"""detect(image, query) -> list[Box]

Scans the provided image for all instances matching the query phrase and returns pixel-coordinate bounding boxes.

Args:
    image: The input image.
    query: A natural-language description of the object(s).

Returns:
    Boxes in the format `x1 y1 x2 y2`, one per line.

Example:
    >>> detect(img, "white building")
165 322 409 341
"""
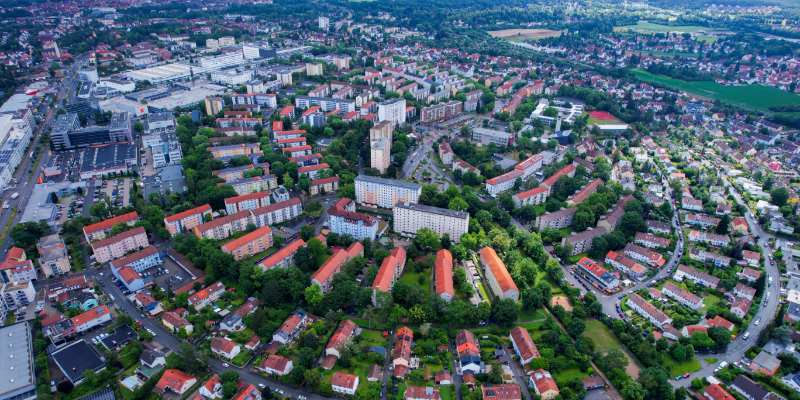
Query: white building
378 98 406 126
354 175 421 209
1 280 35 309
327 198 379 241
332 372 359 396
370 138 391 174
211 70 253 85
393 202 469 243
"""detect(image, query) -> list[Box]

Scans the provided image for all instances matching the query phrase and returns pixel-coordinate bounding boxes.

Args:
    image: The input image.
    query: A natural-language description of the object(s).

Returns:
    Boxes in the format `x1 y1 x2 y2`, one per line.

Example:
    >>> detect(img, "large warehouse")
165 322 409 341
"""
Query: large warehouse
78 143 138 179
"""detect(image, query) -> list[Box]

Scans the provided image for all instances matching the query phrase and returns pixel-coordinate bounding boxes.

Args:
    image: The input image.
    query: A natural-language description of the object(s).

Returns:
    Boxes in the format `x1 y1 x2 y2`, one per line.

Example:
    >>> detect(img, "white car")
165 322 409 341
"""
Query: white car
258 384 265 388
222 363 229 367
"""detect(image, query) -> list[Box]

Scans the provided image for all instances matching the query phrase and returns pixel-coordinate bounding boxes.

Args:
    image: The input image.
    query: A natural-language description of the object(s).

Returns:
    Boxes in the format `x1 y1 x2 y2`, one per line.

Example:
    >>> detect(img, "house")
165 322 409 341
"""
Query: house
734 283 757 301
220 298 262 332
731 297 752 318
704 384 734 400
742 251 761 267
750 351 780 376
162 312 193 334
273 309 308 344
435 370 452 385
530 370 559 400
199 375 223 399
682 325 707 337
134 293 158 312
257 355 293 376
457 329 483 374
733 217 749 234
738 267 761 283
367 365 382 382
393 326 414 369
582 377 605 390
705 316 734 331
662 324 681 341
156 369 197 395
332 372 359 395
141 349 167 370
509 326 540 364
188 282 225 309
231 384 261 400
324 319 356 368
406 386 440 400
661 282 703 310
210 337 241 360
731 375 770 400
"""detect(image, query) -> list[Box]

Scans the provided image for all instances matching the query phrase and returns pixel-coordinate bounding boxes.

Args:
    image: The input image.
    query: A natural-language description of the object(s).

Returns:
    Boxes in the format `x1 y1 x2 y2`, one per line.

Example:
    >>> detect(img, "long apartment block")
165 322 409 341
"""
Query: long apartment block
164 205 212 235
393 202 469 243
221 226 273 260
91 226 149 264
224 190 272 214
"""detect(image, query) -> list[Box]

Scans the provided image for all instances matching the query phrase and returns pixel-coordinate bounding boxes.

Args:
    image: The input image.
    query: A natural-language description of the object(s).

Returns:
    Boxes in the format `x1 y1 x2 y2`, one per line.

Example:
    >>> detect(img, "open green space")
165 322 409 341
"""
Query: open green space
618 22 711 33
360 328 389 342
477 283 490 302
583 318 623 351
402 267 431 291
517 305 546 322
634 50 699 58
668 355 701 376
440 386 452 400
702 294 721 311
696 36 719 43
631 69 800 114
704 358 719 364
553 368 591 382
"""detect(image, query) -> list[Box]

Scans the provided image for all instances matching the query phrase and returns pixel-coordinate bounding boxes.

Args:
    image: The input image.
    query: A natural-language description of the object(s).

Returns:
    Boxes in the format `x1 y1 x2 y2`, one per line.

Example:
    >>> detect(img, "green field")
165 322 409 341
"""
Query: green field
618 22 711 33
517 305 546 322
704 358 719 364
702 294 721 311
402 268 431 291
583 319 623 351
635 50 699 58
669 355 702 376
631 70 800 113
696 36 719 43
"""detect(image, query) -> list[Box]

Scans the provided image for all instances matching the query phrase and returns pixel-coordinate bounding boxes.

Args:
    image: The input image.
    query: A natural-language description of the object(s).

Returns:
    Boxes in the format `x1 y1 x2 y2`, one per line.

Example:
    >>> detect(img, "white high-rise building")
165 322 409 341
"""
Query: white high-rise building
370 138 391 174
319 17 330 30
393 203 469 243
354 175 420 209
378 98 406 126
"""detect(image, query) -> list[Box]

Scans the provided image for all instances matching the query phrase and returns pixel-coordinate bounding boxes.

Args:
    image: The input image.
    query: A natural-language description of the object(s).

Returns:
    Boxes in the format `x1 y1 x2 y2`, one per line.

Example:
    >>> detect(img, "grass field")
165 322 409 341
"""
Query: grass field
440 386 452 400
617 22 711 33
583 319 623 351
517 305 546 322
402 268 431 292
702 294 721 311
631 69 800 113
669 355 702 376
553 368 591 382
696 36 719 43
635 50 699 58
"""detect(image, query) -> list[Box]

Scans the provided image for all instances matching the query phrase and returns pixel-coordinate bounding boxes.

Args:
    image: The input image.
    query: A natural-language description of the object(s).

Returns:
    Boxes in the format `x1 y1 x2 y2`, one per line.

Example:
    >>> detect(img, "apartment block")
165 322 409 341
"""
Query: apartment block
306 63 323 76
623 243 666 267
485 170 523 197
83 211 140 242
310 177 339 196
205 97 224 115
371 138 391 174
370 121 393 143
355 175 421 209
596 195 634 232
223 175 278 195
193 210 255 240
311 249 350 294
540 164 576 195
221 226 273 260
512 187 548 208
565 178 603 206
207 143 261 158
562 227 607 256
164 205 212 235
91 227 150 264
2 280 35 309
250 198 303 227
371 248 407 306
224 190 272 214
434 249 454 302
472 127 513 147
37 234 70 276
257 239 307 271
534 207 576 231
673 264 720 289
420 100 462 123
393 202 469 243
605 250 647 281
662 282 704 310
627 293 672 327
377 98 406 126
576 257 619 291
327 198 379 241
479 247 518 301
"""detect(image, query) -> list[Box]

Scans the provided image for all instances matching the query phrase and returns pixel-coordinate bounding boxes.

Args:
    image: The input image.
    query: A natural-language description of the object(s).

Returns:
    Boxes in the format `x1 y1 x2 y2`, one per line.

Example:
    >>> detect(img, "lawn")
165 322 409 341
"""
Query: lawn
704 358 719 364
517 321 550 340
440 386 452 400
617 21 711 33
634 50 699 58
317 253 332 268
477 283 491 303
696 36 719 43
231 350 251 367
402 267 431 292
583 318 623 351
702 294 721 311
553 368 591 382
360 329 389 342
631 69 800 114
668 355 701 376
517 305 546 322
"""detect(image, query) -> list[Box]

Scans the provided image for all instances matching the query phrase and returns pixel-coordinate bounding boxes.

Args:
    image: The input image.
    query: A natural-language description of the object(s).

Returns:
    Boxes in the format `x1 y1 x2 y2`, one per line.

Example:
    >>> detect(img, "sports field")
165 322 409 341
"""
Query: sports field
585 111 621 125
632 69 800 113
487 29 563 40
616 21 710 33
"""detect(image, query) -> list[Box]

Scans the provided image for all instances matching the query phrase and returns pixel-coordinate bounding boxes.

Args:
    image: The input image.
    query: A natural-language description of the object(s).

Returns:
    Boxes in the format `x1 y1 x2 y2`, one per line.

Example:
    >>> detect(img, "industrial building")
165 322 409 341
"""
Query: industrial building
51 112 132 150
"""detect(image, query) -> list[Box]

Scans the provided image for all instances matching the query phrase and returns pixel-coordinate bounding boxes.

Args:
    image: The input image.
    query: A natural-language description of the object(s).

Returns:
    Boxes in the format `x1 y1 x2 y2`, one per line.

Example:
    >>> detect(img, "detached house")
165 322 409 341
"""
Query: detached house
188 282 225 309
210 337 241 360
257 355 293 376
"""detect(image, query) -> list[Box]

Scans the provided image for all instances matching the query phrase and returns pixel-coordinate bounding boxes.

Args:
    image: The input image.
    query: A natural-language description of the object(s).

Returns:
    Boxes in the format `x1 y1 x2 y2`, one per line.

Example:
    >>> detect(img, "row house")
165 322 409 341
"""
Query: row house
634 232 670 249
689 248 732 267
688 231 731 247
673 265 720 289
734 283 757 301
686 214 721 228
605 251 647 281
623 243 665 267
627 294 671 327
90 227 149 264
164 205 212 236
661 282 704 310
646 220 671 235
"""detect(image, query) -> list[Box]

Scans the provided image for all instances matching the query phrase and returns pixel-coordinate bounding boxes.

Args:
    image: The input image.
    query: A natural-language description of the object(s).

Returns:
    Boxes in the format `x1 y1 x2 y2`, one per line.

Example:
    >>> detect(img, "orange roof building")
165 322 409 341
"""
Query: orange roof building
221 225 273 260
480 247 518 301
509 326 540 364
311 249 350 294
156 369 197 395
435 249 454 302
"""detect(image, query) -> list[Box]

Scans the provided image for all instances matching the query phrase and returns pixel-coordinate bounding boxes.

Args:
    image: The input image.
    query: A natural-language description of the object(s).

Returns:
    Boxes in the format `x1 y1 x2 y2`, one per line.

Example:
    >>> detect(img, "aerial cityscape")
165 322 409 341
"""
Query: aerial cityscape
1 1 800 400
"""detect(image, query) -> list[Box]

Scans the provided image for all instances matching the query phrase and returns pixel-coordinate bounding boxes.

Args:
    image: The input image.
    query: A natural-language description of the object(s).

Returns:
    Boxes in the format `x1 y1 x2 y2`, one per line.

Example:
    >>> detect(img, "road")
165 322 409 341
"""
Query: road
0 53 88 254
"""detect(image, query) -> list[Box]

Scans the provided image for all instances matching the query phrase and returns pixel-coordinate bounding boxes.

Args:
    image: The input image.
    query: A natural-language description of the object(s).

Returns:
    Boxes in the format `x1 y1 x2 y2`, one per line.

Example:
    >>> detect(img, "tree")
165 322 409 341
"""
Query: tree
299 225 317 241
716 215 731 235
305 284 324 306
773 325 793 344
440 233 451 250
771 187 790 207
707 326 732 346
491 298 519 327
299 347 315 368
222 382 238 399
620 381 646 400
600 349 629 370
414 228 439 249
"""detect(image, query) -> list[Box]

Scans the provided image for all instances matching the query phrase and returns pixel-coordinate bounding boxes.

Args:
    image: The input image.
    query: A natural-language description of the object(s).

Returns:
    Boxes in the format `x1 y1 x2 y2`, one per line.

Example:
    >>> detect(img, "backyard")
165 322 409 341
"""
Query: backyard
668 354 701 376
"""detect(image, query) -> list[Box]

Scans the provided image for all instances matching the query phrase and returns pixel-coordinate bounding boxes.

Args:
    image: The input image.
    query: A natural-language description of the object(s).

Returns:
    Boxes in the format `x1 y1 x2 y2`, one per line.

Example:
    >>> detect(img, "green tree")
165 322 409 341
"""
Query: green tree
491 298 519 327
771 187 790 207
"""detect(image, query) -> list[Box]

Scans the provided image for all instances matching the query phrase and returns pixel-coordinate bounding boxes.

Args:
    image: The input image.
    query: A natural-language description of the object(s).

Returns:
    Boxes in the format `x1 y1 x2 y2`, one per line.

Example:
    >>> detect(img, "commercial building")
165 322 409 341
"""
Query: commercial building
224 191 272 214
221 226 273 260
562 227 607 256
434 249 454 302
90 227 149 264
627 294 672 327
164 205 212 235
0 322 36 399
378 98 406 126
480 247 518 301
77 142 138 180
123 53 245 83
354 175 421 209
393 202 469 243
673 265 720 289
576 257 619 291
51 339 106 385
51 112 131 150
194 210 254 240
0 109 35 189
472 127 513 147
327 198 379 241
83 211 140 242
257 239 307 271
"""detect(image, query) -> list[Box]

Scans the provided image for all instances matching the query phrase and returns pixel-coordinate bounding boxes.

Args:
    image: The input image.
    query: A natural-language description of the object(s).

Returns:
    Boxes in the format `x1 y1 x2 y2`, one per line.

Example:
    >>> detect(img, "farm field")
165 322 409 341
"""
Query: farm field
487 29 563 39
631 70 800 113
616 22 711 33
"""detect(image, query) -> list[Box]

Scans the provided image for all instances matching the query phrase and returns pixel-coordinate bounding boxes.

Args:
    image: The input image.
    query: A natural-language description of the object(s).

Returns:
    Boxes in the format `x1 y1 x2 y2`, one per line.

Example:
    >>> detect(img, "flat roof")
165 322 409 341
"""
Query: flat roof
0 322 35 399
394 202 469 219
79 143 137 174
51 340 105 383
0 94 32 115
355 175 421 190
99 324 139 349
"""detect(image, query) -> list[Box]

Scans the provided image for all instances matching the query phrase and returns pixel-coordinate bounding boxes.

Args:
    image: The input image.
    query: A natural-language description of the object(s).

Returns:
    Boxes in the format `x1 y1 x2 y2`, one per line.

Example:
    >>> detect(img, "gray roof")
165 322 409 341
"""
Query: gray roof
76 386 115 400
753 351 781 371
140 348 165 366
393 202 468 219
355 175 421 190
51 339 105 384
40 247 66 263
0 322 35 399
732 375 769 400
38 234 63 248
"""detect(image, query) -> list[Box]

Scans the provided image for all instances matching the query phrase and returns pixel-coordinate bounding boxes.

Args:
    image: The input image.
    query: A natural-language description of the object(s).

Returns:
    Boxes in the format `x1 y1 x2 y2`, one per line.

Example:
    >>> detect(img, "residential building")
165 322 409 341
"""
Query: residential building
164 205 212 235
750 352 780 376
393 326 414 370
355 175 421 209
674 265 720 289
378 98 406 126
688 231 730 247
258 355 294 376
205 97 224 115
531 371 559 400
624 243 665 267
221 226 273 260
738 267 762 283
562 227 608 256
82 211 140 242
371 249 406 307
435 249 454 302
420 101 462 123
90 227 149 264
482 385 522 400
535 208 576 231
509 327 540 364
371 138 391 174
311 249 350 294
576 257 619 291
634 232 670 249
742 251 761 267
731 297 752 318
647 220 671 234
605 251 647 281
734 283 757 301
2 280 35 309
257 239 307 271
250 199 303 227
71 305 112 332
406 386 440 400
456 329 482 374
210 337 241 360
327 198 379 241
705 316 734 331
156 369 197 395
194 210 254 240
310 177 339 196
689 248 732 267
627 294 672 327
480 247 519 301
224 191 272 214
730 375 770 400
512 187 547 208
272 309 308 344
37 234 70 276
162 311 193 334
566 179 603 206
540 164 576 195
686 214 721 228
188 282 226 309
0 248 36 283
324 319 356 365
661 282 704 310
393 202 469 243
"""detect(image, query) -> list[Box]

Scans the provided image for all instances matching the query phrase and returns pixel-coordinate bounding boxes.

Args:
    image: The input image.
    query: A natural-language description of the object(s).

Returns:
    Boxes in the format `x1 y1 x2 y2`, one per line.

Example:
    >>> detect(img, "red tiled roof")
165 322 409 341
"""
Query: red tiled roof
509 327 540 360
311 249 349 286
435 249 453 297
332 371 358 390
194 210 252 233
480 247 518 294
532 371 559 395
91 226 147 251
260 355 292 372
407 386 440 400
514 186 547 200
71 305 110 326
258 239 307 270
156 369 196 392
221 225 272 253
83 212 139 235
7 247 24 260
372 255 397 292
211 337 239 354
165 205 211 224
312 176 339 186
706 316 734 330
704 384 732 400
